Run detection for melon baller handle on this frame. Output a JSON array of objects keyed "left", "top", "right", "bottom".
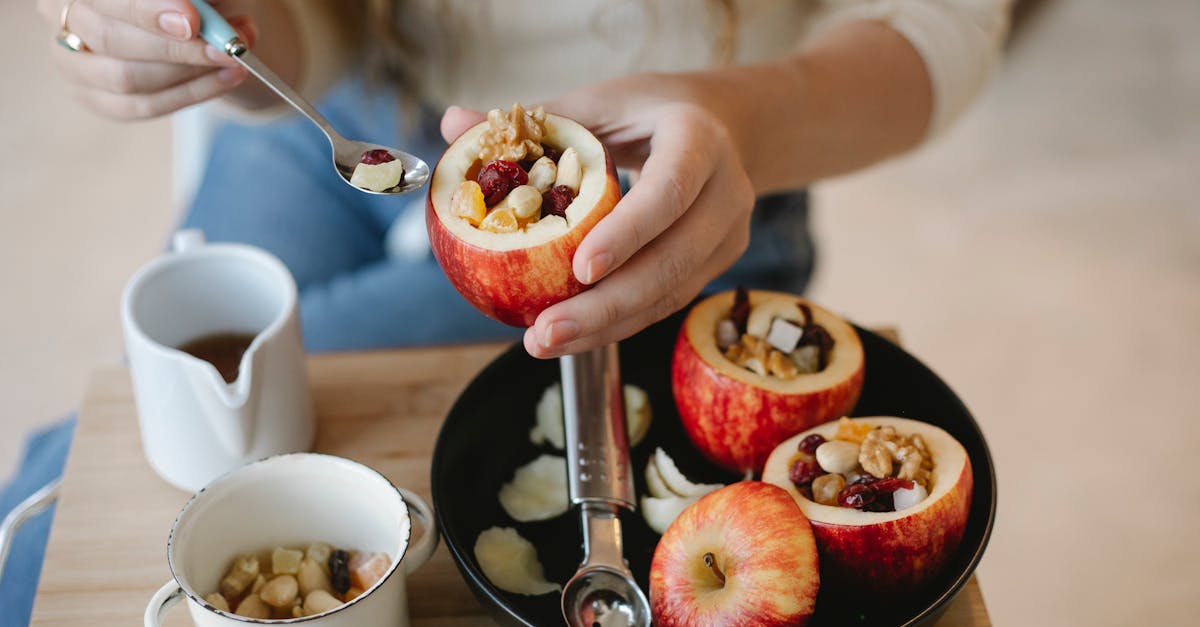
[{"left": 559, "top": 345, "right": 650, "bottom": 627}]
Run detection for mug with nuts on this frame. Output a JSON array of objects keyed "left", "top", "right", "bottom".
[{"left": 143, "top": 453, "right": 437, "bottom": 627}]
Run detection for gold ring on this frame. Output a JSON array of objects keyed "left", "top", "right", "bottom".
[{"left": 56, "top": 0, "right": 89, "bottom": 52}]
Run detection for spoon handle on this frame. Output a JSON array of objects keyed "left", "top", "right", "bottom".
[
  {"left": 185, "top": 0, "right": 345, "bottom": 144},
  {"left": 560, "top": 345, "right": 636, "bottom": 509}
]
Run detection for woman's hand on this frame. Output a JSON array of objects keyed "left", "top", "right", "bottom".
[
  {"left": 441, "top": 73, "right": 757, "bottom": 359},
  {"left": 38, "top": 0, "right": 255, "bottom": 119}
]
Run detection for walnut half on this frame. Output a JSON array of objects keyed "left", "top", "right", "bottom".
[{"left": 479, "top": 103, "right": 546, "bottom": 163}]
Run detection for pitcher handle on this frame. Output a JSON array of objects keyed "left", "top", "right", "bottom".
[
  {"left": 397, "top": 488, "right": 438, "bottom": 575},
  {"left": 144, "top": 580, "right": 186, "bottom": 627}
]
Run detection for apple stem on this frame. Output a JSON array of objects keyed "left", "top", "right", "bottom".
[{"left": 703, "top": 552, "right": 726, "bottom": 586}]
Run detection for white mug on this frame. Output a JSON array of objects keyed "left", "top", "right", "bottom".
[
  {"left": 121, "top": 229, "right": 315, "bottom": 491},
  {"left": 144, "top": 453, "right": 438, "bottom": 627}
]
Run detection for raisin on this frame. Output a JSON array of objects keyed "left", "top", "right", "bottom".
[
  {"left": 788, "top": 456, "right": 822, "bottom": 488},
  {"left": 731, "top": 286, "right": 751, "bottom": 334},
  {"left": 360, "top": 149, "right": 395, "bottom": 165},
  {"left": 541, "top": 185, "right": 576, "bottom": 218},
  {"left": 328, "top": 549, "right": 351, "bottom": 594},
  {"left": 838, "top": 483, "right": 876, "bottom": 509},
  {"left": 797, "top": 434, "right": 826, "bottom": 455},
  {"left": 477, "top": 160, "right": 528, "bottom": 206},
  {"left": 862, "top": 492, "right": 895, "bottom": 512}
]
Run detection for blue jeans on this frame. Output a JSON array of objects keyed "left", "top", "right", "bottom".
[{"left": 183, "top": 76, "right": 815, "bottom": 351}]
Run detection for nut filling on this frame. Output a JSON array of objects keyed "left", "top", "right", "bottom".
[
  {"left": 718, "top": 286, "right": 835, "bottom": 380},
  {"left": 450, "top": 103, "right": 580, "bottom": 233},
  {"left": 789, "top": 418, "right": 935, "bottom": 512}
]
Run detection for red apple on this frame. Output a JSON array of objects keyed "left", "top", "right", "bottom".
[
  {"left": 426, "top": 112, "right": 621, "bottom": 326},
  {"left": 649, "top": 481, "right": 820, "bottom": 626},
  {"left": 672, "top": 290, "right": 865, "bottom": 474},
  {"left": 761, "top": 417, "right": 973, "bottom": 595}
]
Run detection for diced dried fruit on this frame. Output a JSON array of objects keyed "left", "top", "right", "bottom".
[
  {"left": 788, "top": 455, "right": 821, "bottom": 488},
  {"left": 892, "top": 482, "right": 929, "bottom": 511},
  {"left": 870, "top": 477, "right": 916, "bottom": 494},
  {"left": 360, "top": 149, "right": 395, "bottom": 165},
  {"left": 480, "top": 207, "right": 519, "bottom": 233},
  {"left": 328, "top": 550, "right": 351, "bottom": 595},
  {"left": 219, "top": 556, "right": 260, "bottom": 601},
  {"left": 731, "top": 286, "right": 751, "bottom": 334},
  {"left": 451, "top": 180, "right": 487, "bottom": 226},
  {"left": 811, "top": 473, "right": 846, "bottom": 506},
  {"left": 541, "top": 184, "right": 575, "bottom": 218},
  {"left": 305, "top": 543, "right": 332, "bottom": 571},
  {"left": 344, "top": 586, "right": 365, "bottom": 602},
  {"left": 797, "top": 434, "right": 826, "bottom": 455},
  {"left": 838, "top": 483, "right": 875, "bottom": 509},
  {"left": 477, "top": 159, "right": 528, "bottom": 206},
  {"left": 834, "top": 417, "right": 872, "bottom": 444},
  {"left": 349, "top": 160, "right": 405, "bottom": 192},
  {"left": 348, "top": 551, "right": 391, "bottom": 590},
  {"left": 765, "top": 318, "right": 804, "bottom": 353},
  {"left": 272, "top": 547, "right": 303, "bottom": 575}
]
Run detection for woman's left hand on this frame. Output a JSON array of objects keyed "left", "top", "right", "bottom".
[{"left": 441, "top": 74, "right": 757, "bottom": 358}]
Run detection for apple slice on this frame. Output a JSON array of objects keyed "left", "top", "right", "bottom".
[
  {"left": 644, "top": 456, "right": 675, "bottom": 499},
  {"left": 762, "top": 416, "right": 973, "bottom": 595},
  {"left": 672, "top": 290, "right": 865, "bottom": 474},
  {"left": 649, "top": 482, "right": 819, "bottom": 626},
  {"left": 474, "top": 527, "right": 561, "bottom": 596},
  {"left": 427, "top": 109, "right": 621, "bottom": 326},
  {"left": 652, "top": 448, "right": 724, "bottom": 497},
  {"left": 640, "top": 494, "right": 702, "bottom": 536},
  {"left": 528, "top": 382, "right": 652, "bottom": 450},
  {"left": 498, "top": 454, "right": 568, "bottom": 522}
]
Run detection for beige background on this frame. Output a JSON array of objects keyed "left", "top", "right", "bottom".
[{"left": 2, "top": 1, "right": 1197, "bottom": 625}]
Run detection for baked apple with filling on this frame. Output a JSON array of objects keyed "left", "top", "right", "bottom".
[
  {"left": 426, "top": 103, "right": 621, "bottom": 326},
  {"left": 761, "top": 416, "right": 973, "bottom": 595},
  {"left": 672, "top": 288, "right": 865, "bottom": 474}
]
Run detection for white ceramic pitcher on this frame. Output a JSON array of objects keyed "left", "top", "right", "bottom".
[{"left": 121, "top": 229, "right": 315, "bottom": 491}]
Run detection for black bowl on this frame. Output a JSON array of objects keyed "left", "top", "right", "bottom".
[{"left": 431, "top": 309, "right": 996, "bottom": 626}]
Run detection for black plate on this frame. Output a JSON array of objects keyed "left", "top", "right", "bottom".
[{"left": 431, "top": 309, "right": 996, "bottom": 626}]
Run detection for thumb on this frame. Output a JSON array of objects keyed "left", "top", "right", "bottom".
[{"left": 440, "top": 106, "right": 486, "bottom": 144}]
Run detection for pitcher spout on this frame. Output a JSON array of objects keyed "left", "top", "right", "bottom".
[{"left": 182, "top": 347, "right": 262, "bottom": 458}]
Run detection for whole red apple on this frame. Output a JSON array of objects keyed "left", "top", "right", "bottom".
[
  {"left": 672, "top": 290, "right": 864, "bottom": 474},
  {"left": 426, "top": 111, "right": 621, "bottom": 327},
  {"left": 649, "top": 481, "right": 820, "bottom": 626},
  {"left": 762, "top": 417, "right": 973, "bottom": 595}
]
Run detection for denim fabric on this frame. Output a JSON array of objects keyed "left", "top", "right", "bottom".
[
  {"left": 184, "top": 76, "right": 814, "bottom": 352},
  {"left": 0, "top": 417, "right": 76, "bottom": 626}
]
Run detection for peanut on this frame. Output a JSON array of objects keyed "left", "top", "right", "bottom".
[
  {"left": 260, "top": 574, "right": 299, "bottom": 609},
  {"left": 815, "top": 440, "right": 859, "bottom": 474},
  {"left": 527, "top": 156, "right": 557, "bottom": 192},
  {"left": 554, "top": 147, "right": 582, "bottom": 193},
  {"left": 303, "top": 589, "right": 343, "bottom": 615},
  {"left": 236, "top": 594, "right": 271, "bottom": 619}
]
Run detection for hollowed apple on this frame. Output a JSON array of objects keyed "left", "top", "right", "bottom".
[
  {"left": 426, "top": 113, "right": 621, "bottom": 326},
  {"left": 761, "top": 417, "right": 973, "bottom": 595},
  {"left": 671, "top": 290, "right": 865, "bottom": 474}
]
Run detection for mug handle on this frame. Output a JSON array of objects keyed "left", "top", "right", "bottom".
[
  {"left": 398, "top": 488, "right": 439, "bottom": 575},
  {"left": 172, "top": 229, "right": 206, "bottom": 253},
  {"left": 144, "top": 580, "right": 185, "bottom": 627}
]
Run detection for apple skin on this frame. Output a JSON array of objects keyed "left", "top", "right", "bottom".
[
  {"left": 649, "top": 481, "right": 820, "bottom": 627},
  {"left": 671, "top": 290, "right": 865, "bottom": 474},
  {"left": 426, "top": 117, "right": 621, "bottom": 327},
  {"left": 762, "top": 417, "right": 973, "bottom": 596}
]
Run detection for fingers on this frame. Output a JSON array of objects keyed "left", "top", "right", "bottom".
[
  {"left": 71, "top": 63, "right": 248, "bottom": 119},
  {"left": 64, "top": 1, "right": 256, "bottom": 66},
  {"left": 51, "top": 41, "right": 213, "bottom": 94},
  {"left": 440, "top": 106, "right": 486, "bottom": 144},
  {"left": 571, "top": 107, "right": 722, "bottom": 286},
  {"left": 525, "top": 165, "right": 753, "bottom": 358}
]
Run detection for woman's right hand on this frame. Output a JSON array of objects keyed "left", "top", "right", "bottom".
[{"left": 38, "top": 0, "right": 256, "bottom": 120}]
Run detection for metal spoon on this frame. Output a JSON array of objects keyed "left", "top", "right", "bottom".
[
  {"left": 559, "top": 345, "right": 651, "bottom": 627},
  {"left": 187, "top": 0, "right": 429, "bottom": 195}
]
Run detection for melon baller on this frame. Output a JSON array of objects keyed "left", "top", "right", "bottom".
[{"left": 559, "top": 345, "right": 652, "bottom": 627}]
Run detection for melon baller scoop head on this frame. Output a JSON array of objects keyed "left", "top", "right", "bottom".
[
  {"left": 559, "top": 345, "right": 651, "bottom": 627},
  {"left": 187, "top": 0, "right": 429, "bottom": 195}
]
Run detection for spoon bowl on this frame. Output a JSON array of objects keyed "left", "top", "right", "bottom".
[
  {"left": 332, "top": 139, "right": 430, "bottom": 195},
  {"left": 562, "top": 566, "right": 651, "bottom": 627}
]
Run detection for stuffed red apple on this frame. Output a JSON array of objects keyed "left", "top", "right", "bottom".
[
  {"left": 762, "top": 416, "right": 973, "bottom": 595},
  {"left": 649, "top": 481, "right": 819, "bottom": 626},
  {"left": 672, "top": 288, "right": 865, "bottom": 474},
  {"left": 426, "top": 103, "right": 621, "bottom": 326}
]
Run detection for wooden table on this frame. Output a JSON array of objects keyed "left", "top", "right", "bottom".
[{"left": 31, "top": 340, "right": 991, "bottom": 626}]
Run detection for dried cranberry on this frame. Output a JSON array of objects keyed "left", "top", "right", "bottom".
[
  {"left": 871, "top": 477, "right": 915, "bottom": 494},
  {"left": 788, "top": 457, "right": 822, "bottom": 488},
  {"left": 862, "top": 492, "right": 895, "bottom": 512},
  {"left": 731, "top": 286, "right": 751, "bottom": 334},
  {"left": 360, "top": 149, "right": 395, "bottom": 165},
  {"left": 838, "top": 483, "right": 876, "bottom": 509},
  {"left": 852, "top": 474, "right": 879, "bottom": 486},
  {"left": 797, "top": 434, "right": 826, "bottom": 455},
  {"left": 541, "top": 185, "right": 576, "bottom": 218},
  {"left": 477, "top": 160, "right": 528, "bottom": 206}
]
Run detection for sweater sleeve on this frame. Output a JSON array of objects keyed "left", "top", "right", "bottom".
[{"left": 812, "top": 0, "right": 1012, "bottom": 138}]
